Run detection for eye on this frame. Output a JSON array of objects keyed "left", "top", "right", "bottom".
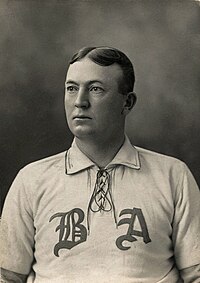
[
  {"left": 66, "top": 85, "right": 78, "bottom": 94},
  {"left": 90, "top": 86, "right": 104, "bottom": 94}
]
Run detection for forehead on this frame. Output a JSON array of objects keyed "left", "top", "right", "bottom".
[{"left": 66, "top": 58, "right": 123, "bottom": 85}]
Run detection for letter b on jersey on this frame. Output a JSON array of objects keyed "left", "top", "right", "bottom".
[{"left": 49, "top": 208, "right": 87, "bottom": 256}]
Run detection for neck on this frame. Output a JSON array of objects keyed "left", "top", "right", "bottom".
[{"left": 75, "top": 134, "right": 125, "bottom": 168}]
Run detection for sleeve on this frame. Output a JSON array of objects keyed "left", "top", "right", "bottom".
[
  {"left": 0, "top": 267, "right": 28, "bottom": 283},
  {"left": 172, "top": 163, "right": 200, "bottom": 272},
  {"left": 179, "top": 264, "right": 200, "bottom": 283},
  {"left": 0, "top": 169, "right": 35, "bottom": 275}
]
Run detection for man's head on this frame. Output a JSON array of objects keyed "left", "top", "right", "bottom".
[
  {"left": 69, "top": 46, "right": 135, "bottom": 95},
  {"left": 65, "top": 46, "right": 136, "bottom": 142}
]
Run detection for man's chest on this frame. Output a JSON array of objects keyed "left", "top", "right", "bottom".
[{"left": 32, "top": 168, "right": 175, "bottom": 280}]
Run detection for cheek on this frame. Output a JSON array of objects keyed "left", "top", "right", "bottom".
[
  {"left": 64, "top": 97, "right": 73, "bottom": 114},
  {"left": 96, "top": 105, "right": 122, "bottom": 123},
  {"left": 106, "top": 100, "right": 123, "bottom": 116}
]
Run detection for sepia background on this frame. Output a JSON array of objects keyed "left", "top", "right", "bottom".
[{"left": 0, "top": 0, "right": 200, "bottom": 212}]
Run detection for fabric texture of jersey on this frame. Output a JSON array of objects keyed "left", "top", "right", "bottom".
[{"left": 1, "top": 136, "right": 200, "bottom": 283}]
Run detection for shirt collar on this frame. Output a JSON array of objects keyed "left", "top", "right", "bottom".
[{"left": 65, "top": 135, "right": 141, "bottom": 175}]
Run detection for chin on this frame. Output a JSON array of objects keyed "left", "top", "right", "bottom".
[{"left": 71, "top": 128, "right": 94, "bottom": 139}]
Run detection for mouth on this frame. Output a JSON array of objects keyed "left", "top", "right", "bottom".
[{"left": 73, "top": 116, "right": 92, "bottom": 120}]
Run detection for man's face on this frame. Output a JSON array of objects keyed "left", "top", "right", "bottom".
[{"left": 65, "top": 57, "right": 127, "bottom": 140}]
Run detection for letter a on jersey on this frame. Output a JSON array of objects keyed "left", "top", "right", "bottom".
[{"left": 116, "top": 207, "right": 151, "bottom": 251}]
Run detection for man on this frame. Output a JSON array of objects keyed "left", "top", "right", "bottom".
[{"left": 1, "top": 46, "right": 200, "bottom": 282}]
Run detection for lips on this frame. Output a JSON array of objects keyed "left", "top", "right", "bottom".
[{"left": 73, "top": 115, "right": 92, "bottom": 120}]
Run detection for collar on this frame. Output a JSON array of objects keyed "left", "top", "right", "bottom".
[{"left": 65, "top": 135, "right": 141, "bottom": 175}]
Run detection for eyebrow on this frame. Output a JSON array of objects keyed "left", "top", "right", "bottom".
[
  {"left": 65, "top": 80, "right": 104, "bottom": 85},
  {"left": 65, "top": 80, "right": 78, "bottom": 85}
]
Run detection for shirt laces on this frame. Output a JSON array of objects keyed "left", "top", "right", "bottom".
[{"left": 87, "top": 168, "right": 117, "bottom": 234}]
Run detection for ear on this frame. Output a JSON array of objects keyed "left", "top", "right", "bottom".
[{"left": 121, "top": 92, "right": 137, "bottom": 115}]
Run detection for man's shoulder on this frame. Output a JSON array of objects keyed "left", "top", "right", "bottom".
[
  {"left": 135, "top": 145, "right": 179, "bottom": 160},
  {"left": 21, "top": 151, "right": 67, "bottom": 175},
  {"left": 134, "top": 145, "right": 185, "bottom": 170}
]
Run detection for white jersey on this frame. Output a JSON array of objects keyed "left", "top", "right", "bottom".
[{"left": 1, "top": 136, "right": 200, "bottom": 282}]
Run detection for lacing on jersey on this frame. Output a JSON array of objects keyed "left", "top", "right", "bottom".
[{"left": 87, "top": 168, "right": 117, "bottom": 234}]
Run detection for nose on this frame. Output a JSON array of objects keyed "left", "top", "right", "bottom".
[{"left": 75, "top": 88, "right": 90, "bottom": 109}]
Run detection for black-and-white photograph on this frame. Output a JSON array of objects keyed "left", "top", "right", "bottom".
[{"left": 0, "top": 1, "right": 200, "bottom": 282}]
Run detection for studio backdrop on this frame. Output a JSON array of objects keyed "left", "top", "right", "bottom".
[{"left": 0, "top": 0, "right": 200, "bottom": 212}]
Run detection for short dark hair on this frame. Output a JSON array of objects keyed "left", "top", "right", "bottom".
[{"left": 69, "top": 46, "right": 135, "bottom": 94}]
